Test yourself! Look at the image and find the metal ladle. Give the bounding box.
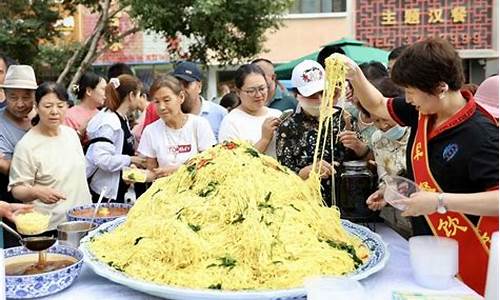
[1,221,56,266]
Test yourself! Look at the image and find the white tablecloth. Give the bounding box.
[42,224,480,300]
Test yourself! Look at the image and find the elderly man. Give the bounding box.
[0,65,37,247]
[252,58,297,112]
[143,61,227,141]
[0,65,37,177]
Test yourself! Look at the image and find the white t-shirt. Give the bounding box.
[9,125,91,230]
[218,107,281,157]
[138,114,216,168]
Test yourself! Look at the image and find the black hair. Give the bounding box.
[75,72,104,100]
[234,64,266,89]
[317,45,346,68]
[0,52,17,69]
[107,63,133,80]
[359,61,388,81]
[388,45,408,61]
[32,82,70,125]
[371,77,404,98]
[392,38,464,94]
[219,92,240,111]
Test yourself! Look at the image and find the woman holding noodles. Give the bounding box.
[137,75,216,179]
[218,64,282,157]
[338,37,498,295]
[85,75,146,202]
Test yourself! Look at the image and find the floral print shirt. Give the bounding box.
[276,110,355,206]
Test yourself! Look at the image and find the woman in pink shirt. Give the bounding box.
[64,72,106,143]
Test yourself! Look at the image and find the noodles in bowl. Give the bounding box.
[14,211,51,235]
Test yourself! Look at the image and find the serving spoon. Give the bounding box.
[1,221,56,266]
[89,186,107,226]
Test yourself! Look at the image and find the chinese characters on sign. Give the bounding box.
[382,7,465,26]
[356,0,493,50]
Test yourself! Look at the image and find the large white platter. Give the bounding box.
[80,217,389,300]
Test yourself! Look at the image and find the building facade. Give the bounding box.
[355,0,499,83]
[74,0,497,97]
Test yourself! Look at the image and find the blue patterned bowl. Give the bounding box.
[67,203,132,226]
[5,244,84,299]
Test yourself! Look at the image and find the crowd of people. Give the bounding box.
[0,37,498,294]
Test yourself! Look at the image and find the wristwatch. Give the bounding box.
[436,193,447,214]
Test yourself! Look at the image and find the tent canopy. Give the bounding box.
[275,38,389,80]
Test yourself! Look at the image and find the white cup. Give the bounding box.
[304,277,366,300]
[409,236,458,289]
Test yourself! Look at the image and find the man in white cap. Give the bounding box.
[0,65,37,197]
[0,65,37,248]
[276,60,358,207]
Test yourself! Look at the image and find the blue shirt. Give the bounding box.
[200,97,227,141]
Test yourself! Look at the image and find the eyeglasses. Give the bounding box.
[241,85,268,97]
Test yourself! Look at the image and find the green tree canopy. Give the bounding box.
[0,0,75,65]
[128,0,293,64]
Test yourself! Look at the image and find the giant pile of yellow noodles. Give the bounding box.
[89,56,369,291]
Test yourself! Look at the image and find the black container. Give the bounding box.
[338,160,378,222]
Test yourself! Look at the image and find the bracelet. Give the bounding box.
[436,193,447,214]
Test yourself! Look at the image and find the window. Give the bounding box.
[289,0,346,14]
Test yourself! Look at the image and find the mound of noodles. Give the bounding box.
[89,141,369,290]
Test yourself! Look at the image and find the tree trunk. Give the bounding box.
[56,11,105,85]
[66,0,111,90]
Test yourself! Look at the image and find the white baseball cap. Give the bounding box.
[0,65,37,90]
[291,60,325,97]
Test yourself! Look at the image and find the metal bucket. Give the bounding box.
[57,221,95,248]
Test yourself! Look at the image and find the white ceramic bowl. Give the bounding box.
[383,175,420,211]
[4,244,84,299]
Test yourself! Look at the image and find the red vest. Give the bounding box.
[410,96,498,295]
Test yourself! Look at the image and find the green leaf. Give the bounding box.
[188,223,201,232]
[231,213,245,224]
[208,283,222,289]
[264,192,272,202]
[245,148,260,158]
[198,181,218,197]
[326,240,363,268]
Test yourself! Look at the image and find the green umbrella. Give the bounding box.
[275,38,389,80]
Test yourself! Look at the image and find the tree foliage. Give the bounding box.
[128,0,293,64]
[0,0,75,65]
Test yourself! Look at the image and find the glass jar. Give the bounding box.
[338,160,377,222]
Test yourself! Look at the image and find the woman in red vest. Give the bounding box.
[339,37,498,295]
